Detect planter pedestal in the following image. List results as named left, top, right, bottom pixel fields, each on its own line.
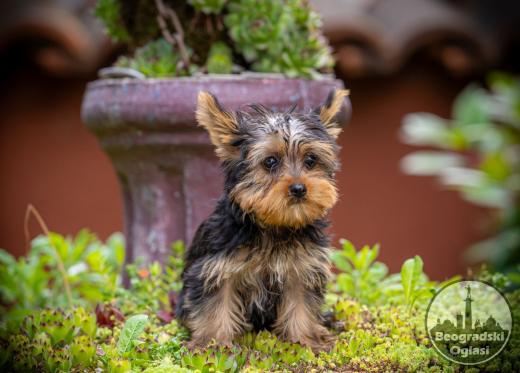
left=81, top=76, right=347, bottom=264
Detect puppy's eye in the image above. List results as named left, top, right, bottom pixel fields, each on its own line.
left=304, top=153, right=318, bottom=168
left=263, top=156, right=279, bottom=170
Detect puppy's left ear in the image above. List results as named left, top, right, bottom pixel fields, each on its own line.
left=314, top=89, right=350, bottom=139
left=196, top=91, right=239, bottom=159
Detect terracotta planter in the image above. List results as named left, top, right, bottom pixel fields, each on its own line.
left=81, top=76, right=348, bottom=265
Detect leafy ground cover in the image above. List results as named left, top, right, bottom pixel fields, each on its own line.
left=1, top=231, right=518, bottom=372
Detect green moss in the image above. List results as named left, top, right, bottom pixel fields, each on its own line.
left=1, top=233, right=519, bottom=372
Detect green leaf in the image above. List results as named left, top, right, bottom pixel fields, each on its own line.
left=329, top=251, right=352, bottom=272
left=480, top=152, right=510, bottom=181
left=337, top=273, right=355, bottom=295
left=366, top=244, right=380, bottom=268
left=339, top=239, right=356, bottom=261
left=400, top=151, right=465, bottom=176
left=117, top=314, right=149, bottom=355
left=0, top=250, right=16, bottom=267
left=401, top=256, right=424, bottom=306
left=400, top=113, right=450, bottom=147
left=452, top=86, right=489, bottom=125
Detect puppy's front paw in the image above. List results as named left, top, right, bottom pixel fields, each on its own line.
left=185, top=339, right=205, bottom=350
left=291, top=326, right=337, bottom=353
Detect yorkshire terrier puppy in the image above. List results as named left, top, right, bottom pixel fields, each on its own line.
left=177, top=89, right=349, bottom=351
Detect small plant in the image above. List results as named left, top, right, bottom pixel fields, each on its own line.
left=400, top=256, right=437, bottom=311
left=0, top=230, right=124, bottom=324
left=329, top=240, right=441, bottom=311
left=116, top=38, right=193, bottom=77
left=94, top=0, right=333, bottom=78
left=116, top=240, right=184, bottom=318
left=400, top=73, right=520, bottom=276
left=329, top=240, right=390, bottom=305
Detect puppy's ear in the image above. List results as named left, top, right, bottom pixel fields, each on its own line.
left=196, top=91, right=239, bottom=159
left=314, top=89, right=350, bottom=139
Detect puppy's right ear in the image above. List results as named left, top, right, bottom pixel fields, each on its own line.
left=314, top=89, right=350, bottom=139
left=196, top=91, right=239, bottom=159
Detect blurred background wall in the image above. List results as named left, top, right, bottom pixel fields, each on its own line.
left=1, top=0, right=519, bottom=279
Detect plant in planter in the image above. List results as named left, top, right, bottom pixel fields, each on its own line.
left=94, top=0, right=333, bottom=78
left=83, top=0, right=349, bottom=265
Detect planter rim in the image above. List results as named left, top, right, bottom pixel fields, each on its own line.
left=81, top=75, right=347, bottom=138
left=86, top=74, right=339, bottom=89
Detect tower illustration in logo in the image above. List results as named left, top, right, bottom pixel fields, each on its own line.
left=464, top=285, right=472, bottom=330
left=426, top=280, right=512, bottom=365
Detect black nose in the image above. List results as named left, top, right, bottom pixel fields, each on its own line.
left=289, top=183, right=307, bottom=198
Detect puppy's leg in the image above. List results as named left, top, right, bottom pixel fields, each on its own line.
left=185, top=278, right=249, bottom=346
left=273, top=279, right=334, bottom=351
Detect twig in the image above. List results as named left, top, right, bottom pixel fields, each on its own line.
left=155, top=0, right=191, bottom=70
left=215, top=14, right=224, bottom=31
left=189, top=11, right=200, bottom=32
left=24, top=204, right=73, bottom=307
left=206, top=15, right=213, bottom=34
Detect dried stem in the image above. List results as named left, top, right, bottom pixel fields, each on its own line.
left=24, top=204, right=73, bottom=307
left=155, top=0, right=191, bottom=70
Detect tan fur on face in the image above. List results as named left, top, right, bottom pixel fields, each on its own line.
left=231, top=173, right=337, bottom=228
left=248, top=133, right=287, bottom=166
left=319, top=89, right=349, bottom=139
left=297, top=142, right=338, bottom=171
left=196, top=91, right=238, bottom=159
left=229, top=126, right=339, bottom=228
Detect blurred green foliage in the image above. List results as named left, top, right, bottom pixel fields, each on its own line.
left=0, top=230, right=124, bottom=325
left=94, top=0, right=333, bottom=78
left=400, top=73, right=520, bottom=276
left=2, top=233, right=519, bottom=371
left=206, top=42, right=234, bottom=74
left=94, top=0, right=130, bottom=42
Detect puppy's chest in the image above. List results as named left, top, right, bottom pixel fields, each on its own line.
left=233, top=241, right=330, bottom=289
left=201, top=239, right=330, bottom=294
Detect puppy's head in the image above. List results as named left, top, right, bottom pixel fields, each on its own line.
left=196, top=89, right=349, bottom=228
